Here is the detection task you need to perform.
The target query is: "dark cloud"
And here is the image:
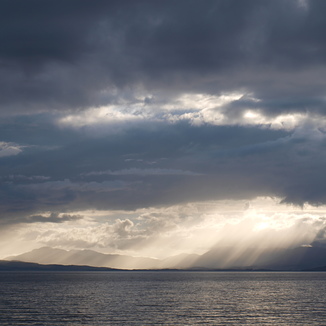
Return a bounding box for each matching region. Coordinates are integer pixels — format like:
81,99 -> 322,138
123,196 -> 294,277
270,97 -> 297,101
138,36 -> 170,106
1,0 -> 326,228
1,118 -> 326,223
24,212 -> 82,224
0,0 -> 325,114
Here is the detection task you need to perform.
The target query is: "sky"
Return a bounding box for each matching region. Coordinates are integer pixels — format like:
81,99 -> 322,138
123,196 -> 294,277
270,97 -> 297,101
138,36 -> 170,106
1,0 -> 326,260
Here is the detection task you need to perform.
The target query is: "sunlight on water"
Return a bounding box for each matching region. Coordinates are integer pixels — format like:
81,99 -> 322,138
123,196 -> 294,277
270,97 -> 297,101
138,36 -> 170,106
0,272 -> 326,325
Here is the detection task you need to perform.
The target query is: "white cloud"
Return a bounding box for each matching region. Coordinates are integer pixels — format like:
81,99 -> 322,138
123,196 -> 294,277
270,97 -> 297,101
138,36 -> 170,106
6,197 -> 326,259
56,91 -> 326,134
83,168 -> 202,177
5,175 -> 51,181
0,141 -> 22,157
56,92 -> 243,129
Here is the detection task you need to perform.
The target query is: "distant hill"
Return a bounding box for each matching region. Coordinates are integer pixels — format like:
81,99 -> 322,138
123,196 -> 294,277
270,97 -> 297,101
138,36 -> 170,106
255,246 -> 326,270
5,247 -> 200,270
0,260 -> 120,271
193,246 -> 326,270
303,265 -> 326,271
5,247 -> 160,270
160,253 -> 200,269
5,245 -> 326,271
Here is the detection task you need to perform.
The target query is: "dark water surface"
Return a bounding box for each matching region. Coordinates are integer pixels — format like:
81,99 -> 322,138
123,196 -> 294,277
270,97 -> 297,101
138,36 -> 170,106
0,271 -> 326,325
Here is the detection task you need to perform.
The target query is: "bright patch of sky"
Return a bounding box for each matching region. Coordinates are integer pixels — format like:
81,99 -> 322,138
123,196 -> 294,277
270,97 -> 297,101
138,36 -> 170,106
58,92 -> 326,132
2,197 -> 325,259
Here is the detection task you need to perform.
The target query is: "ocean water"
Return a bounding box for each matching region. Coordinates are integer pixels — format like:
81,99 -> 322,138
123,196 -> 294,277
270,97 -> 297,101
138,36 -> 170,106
0,271 -> 326,325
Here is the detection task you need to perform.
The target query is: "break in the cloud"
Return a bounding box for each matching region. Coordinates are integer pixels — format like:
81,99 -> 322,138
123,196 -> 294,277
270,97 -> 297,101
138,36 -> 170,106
2,198 -> 326,260
1,0 -> 326,260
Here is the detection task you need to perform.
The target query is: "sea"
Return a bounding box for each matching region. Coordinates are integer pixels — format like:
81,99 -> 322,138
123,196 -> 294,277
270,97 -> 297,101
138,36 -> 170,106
0,271 -> 326,325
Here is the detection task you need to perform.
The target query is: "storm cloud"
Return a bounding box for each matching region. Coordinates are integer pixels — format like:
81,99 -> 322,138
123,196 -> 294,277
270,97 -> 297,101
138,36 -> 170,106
1,0 -> 326,258
0,0 -> 325,114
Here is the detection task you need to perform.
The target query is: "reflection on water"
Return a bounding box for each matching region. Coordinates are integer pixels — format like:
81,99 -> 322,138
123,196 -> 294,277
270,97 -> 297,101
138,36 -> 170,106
0,271 -> 326,325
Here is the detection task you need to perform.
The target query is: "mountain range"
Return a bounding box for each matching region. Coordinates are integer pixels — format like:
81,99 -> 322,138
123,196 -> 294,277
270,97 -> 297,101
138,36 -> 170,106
0,260 -> 119,272
5,247 -> 199,270
5,245 -> 326,271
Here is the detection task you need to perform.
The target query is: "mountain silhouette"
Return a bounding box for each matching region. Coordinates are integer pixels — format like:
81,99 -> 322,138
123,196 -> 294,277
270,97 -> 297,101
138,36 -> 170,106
5,245 -> 326,270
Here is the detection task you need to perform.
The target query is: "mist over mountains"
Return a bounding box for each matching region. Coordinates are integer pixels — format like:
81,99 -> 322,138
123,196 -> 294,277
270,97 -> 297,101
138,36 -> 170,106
6,247 -> 161,270
5,245 -> 326,271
